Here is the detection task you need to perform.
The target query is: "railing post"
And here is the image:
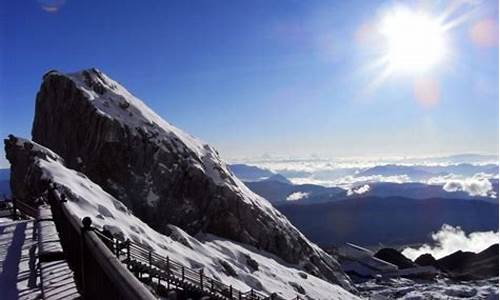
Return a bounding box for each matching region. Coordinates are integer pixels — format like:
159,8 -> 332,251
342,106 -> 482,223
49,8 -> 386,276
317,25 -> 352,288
181,266 -> 185,282
114,239 -> 118,257
148,251 -> 152,269
126,239 -> 131,268
81,216 -> 92,298
200,269 -> 203,289
211,278 -> 214,291
239,291 -> 242,300
12,198 -> 17,220
229,285 -> 233,299
166,256 -> 170,273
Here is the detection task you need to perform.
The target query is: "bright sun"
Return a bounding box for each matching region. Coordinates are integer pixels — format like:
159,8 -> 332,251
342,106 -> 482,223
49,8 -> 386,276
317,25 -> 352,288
379,8 -> 447,72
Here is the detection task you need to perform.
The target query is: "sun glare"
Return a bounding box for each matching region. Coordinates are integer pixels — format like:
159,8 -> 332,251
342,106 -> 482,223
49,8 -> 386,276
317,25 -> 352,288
379,8 -> 447,72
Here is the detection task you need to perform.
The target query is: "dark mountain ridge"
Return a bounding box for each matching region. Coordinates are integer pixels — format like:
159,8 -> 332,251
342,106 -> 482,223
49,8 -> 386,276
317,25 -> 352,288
278,196 -> 498,247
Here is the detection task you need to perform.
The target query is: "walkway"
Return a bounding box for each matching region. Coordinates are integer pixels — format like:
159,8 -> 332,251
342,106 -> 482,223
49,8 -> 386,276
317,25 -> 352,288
0,220 -> 41,300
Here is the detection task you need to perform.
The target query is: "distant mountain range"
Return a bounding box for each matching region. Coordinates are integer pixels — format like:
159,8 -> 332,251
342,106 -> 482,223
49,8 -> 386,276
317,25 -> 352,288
357,163 -> 498,180
278,197 -> 498,247
228,164 -> 275,181
230,163 -> 498,248
244,175 -> 345,205
238,169 -> 498,205
229,162 -> 498,184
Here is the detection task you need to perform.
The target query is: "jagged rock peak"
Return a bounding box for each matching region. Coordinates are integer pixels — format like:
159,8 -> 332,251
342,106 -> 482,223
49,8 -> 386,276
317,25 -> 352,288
31,69 -> 353,290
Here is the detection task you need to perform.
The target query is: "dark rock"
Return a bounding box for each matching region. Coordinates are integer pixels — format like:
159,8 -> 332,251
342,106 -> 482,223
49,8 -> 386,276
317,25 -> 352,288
288,281 -> 306,295
219,260 -> 237,277
414,253 -> 437,267
8,69 -> 353,290
436,244 -> 498,280
374,248 -> 417,269
244,254 -> 259,271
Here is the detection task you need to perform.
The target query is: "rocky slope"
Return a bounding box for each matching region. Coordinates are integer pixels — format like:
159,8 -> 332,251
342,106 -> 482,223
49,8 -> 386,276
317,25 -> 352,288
27,68 -> 351,289
5,136 -> 358,299
415,244 -> 499,281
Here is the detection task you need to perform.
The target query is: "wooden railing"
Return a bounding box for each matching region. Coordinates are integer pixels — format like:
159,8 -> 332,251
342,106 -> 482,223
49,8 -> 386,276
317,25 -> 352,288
44,183 -> 304,300
95,230 -> 278,300
0,197 -> 37,220
13,197 -> 38,218
46,184 -> 156,300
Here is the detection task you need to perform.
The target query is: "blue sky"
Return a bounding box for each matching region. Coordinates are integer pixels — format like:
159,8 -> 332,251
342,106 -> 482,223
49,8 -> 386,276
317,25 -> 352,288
0,0 -> 498,166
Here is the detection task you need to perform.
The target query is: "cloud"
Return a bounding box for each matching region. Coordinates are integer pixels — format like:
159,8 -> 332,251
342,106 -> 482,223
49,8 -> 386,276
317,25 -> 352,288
288,174 -> 410,188
428,173 -> 496,197
402,224 -> 499,260
286,192 -> 309,201
347,184 -> 370,196
38,0 -> 66,13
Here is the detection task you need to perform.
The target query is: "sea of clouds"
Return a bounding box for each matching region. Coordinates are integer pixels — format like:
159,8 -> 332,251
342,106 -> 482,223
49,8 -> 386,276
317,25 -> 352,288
232,154 -> 498,197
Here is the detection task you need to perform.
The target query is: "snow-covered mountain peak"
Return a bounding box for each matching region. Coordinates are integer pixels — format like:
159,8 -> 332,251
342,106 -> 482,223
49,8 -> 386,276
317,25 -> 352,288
45,68 -> 231,186
32,69 -> 353,290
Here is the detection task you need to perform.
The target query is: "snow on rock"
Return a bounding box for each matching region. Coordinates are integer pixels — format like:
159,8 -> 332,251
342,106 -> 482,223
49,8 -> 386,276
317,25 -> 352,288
30,69 -> 352,289
4,136 -> 359,300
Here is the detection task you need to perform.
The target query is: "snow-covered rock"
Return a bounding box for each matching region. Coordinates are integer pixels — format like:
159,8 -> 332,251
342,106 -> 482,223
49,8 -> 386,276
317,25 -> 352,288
28,68 -> 353,289
4,136 -> 358,299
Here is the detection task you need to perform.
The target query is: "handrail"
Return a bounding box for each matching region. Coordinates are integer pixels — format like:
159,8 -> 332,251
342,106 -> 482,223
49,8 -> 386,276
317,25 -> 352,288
95,229 -> 279,300
46,184 -> 304,300
47,185 -> 156,300
13,197 -> 37,219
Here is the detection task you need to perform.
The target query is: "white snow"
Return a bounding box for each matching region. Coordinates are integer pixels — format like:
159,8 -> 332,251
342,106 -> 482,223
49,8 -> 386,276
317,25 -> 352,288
23,137 -> 358,300
286,192 -> 309,201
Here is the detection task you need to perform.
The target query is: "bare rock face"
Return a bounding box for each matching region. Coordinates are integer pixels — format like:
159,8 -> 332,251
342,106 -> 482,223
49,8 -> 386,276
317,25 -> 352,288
5,135 -> 62,202
28,68 -> 352,289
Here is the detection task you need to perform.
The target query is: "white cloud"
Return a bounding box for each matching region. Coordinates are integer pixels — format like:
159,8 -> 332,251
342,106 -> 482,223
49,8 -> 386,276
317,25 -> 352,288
428,173 -> 496,197
286,192 -> 309,201
289,174 -> 410,188
347,184 -> 370,196
402,224 -> 499,260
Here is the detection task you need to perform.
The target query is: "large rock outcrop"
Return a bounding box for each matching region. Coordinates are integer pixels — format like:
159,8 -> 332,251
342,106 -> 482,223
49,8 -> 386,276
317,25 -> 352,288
26,68 -> 352,289
5,136 -> 359,299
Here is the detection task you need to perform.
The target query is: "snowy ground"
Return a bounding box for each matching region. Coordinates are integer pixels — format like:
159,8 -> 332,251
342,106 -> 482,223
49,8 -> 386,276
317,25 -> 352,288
0,220 -> 42,300
357,276 -> 498,300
